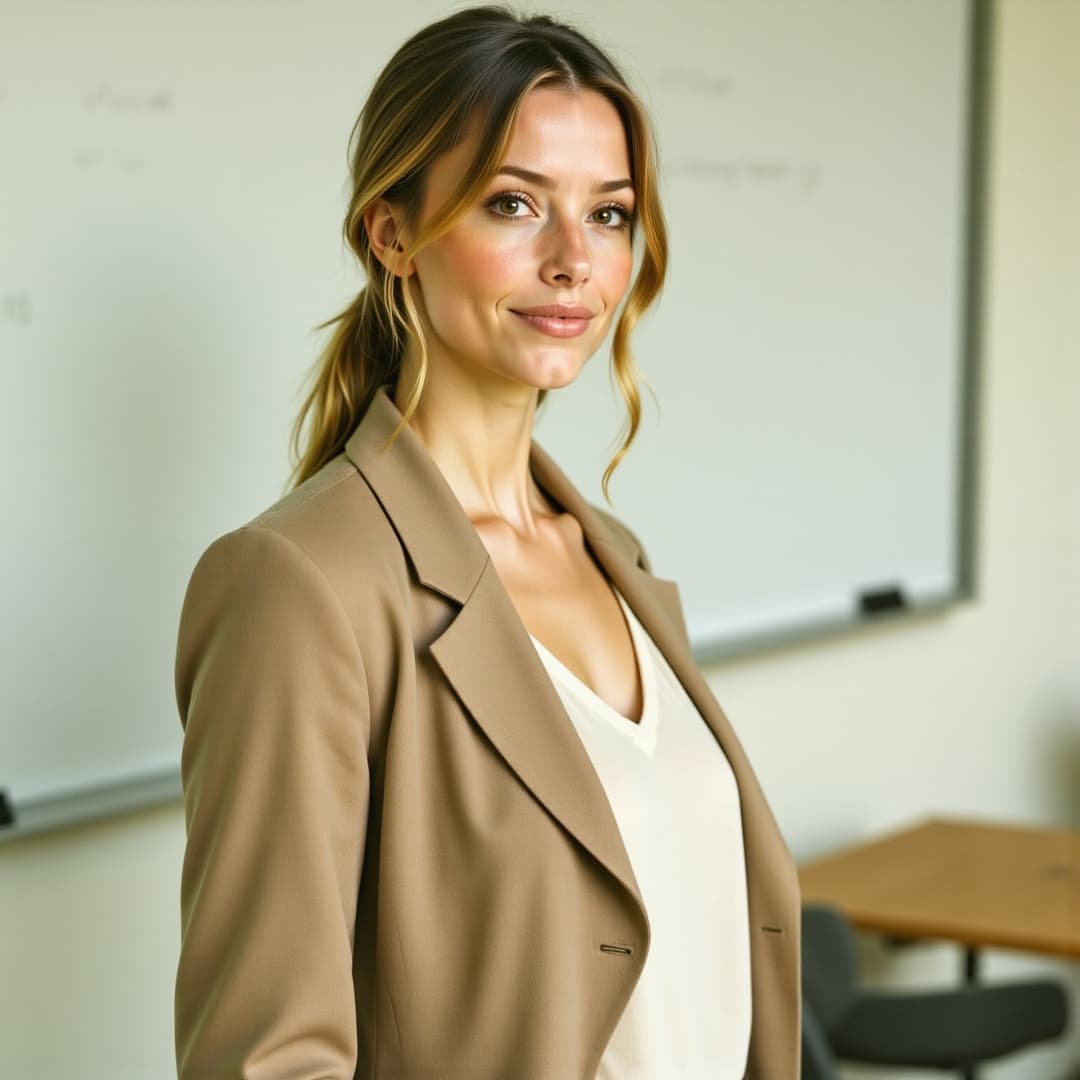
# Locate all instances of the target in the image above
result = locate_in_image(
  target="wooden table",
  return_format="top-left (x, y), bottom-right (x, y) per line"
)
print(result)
top-left (799, 816), bottom-right (1080, 969)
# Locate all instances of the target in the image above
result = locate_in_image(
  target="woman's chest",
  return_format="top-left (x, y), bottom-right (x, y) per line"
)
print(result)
top-left (480, 522), bottom-right (644, 724)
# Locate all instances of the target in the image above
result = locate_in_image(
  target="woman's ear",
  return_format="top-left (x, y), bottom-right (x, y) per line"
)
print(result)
top-left (364, 200), bottom-right (415, 277)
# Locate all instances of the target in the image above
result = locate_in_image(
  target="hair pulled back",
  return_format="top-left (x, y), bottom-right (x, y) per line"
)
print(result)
top-left (289, 4), bottom-right (667, 501)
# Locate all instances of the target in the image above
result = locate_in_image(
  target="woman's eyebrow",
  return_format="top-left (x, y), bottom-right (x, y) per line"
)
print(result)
top-left (497, 165), bottom-right (634, 195)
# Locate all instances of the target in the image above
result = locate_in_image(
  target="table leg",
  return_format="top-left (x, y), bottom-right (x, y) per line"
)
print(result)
top-left (964, 945), bottom-right (980, 984)
top-left (961, 946), bottom-right (981, 1080)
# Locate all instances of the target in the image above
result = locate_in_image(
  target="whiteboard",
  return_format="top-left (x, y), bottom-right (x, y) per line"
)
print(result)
top-left (0, 0), bottom-right (983, 833)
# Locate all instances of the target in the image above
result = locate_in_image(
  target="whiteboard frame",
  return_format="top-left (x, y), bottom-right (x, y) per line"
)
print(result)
top-left (0, 0), bottom-right (992, 842)
top-left (682, 0), bottom-right (989, 668)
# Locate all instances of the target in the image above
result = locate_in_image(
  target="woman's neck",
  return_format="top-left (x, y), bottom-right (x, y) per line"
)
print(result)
top-left (392, 367), bottom-right (559, 539)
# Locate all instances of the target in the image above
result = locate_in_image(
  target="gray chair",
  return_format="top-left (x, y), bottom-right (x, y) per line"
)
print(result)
top-left (801, 904), bottom-right (1070, 1080)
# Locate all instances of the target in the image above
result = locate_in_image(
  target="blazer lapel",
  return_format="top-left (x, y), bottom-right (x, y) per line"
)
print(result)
top-left (526, 439), bottom-right (752, 784)
top-left (346, 387), bottom-right (794, 957)
top-left (345, 390), bottom-right (803, 1071)
top-left (522, 435), bottom-right (799, 966)
top-left (426, 560), bottom-right (646, 910)
top-left (345, 387), bottom-right (647, 916)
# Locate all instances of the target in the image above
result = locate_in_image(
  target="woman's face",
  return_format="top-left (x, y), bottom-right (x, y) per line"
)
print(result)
top-left (403, 86), bottom-right (636, 396)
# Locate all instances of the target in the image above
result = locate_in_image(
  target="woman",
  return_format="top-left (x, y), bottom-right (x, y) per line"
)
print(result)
top-left (174, 6), bottom-right (800, 1078)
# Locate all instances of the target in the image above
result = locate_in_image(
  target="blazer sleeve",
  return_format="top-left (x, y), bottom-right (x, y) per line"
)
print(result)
top-left (174, 524), bottom-right (370, 1079)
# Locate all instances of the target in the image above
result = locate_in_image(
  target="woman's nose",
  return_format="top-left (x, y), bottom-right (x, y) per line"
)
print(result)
top-left (540, 220), bottom-right (591, 287)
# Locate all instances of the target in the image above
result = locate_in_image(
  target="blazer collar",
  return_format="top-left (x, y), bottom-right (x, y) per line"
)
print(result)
top-left (344, 385), bottom-right (489, 604)
top-left (344, 384), bottom-right (659, 606)
top-left (344, 386), bottom-right (796, 962)
top-left (343, 386), bottom-right (680, 905)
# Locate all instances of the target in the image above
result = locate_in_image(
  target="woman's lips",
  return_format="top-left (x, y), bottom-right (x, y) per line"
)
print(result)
top-left (510, 305), bottom-right (594, 338)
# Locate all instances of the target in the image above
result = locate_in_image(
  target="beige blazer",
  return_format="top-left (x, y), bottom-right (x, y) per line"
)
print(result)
top-left (175, 384), bottom-right (801, 1079)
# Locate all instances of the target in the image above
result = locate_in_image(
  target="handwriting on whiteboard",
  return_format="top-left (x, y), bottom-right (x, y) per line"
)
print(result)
top-left (82, 82), bottom-right (173, 113)
top-left (73, 149), bottom-right (146, 172)
top-left (69, 82), bottom-right (172, 171)
top-left (671, 157), bottom-right (821, 193)
top-left (2, 293), bottom-right (32, 329)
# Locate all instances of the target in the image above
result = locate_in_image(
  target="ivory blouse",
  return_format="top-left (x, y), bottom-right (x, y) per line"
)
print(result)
top-left (529, 586), bottom-right (752, 1079)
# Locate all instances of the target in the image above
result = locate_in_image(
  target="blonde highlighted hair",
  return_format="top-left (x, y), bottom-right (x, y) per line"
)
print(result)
top-left (289, 4), bottom-right (667, 502)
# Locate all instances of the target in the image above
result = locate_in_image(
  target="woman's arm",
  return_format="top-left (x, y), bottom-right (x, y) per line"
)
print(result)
top-left (174, 525), bottom-right (370, 1079)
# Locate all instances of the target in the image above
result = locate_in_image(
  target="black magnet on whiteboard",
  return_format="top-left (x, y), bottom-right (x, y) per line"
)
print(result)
top-left (0, 789), bottom-right (14, 827)
top-left (858, 585), bottom-right (908, 616)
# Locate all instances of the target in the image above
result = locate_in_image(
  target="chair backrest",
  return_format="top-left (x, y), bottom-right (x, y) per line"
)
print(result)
top-left (801, 904), bottom-right (860, 1034)
top-left (800, 999), bottom-right (841, 1080)
top-left (799, 902), bottom-right (1071, 1074)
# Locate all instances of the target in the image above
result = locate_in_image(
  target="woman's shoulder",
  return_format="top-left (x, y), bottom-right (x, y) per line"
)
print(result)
top-left (250, 452), bottom-right (389, 557)
top-left (186, 451), bottom-right (410, 615)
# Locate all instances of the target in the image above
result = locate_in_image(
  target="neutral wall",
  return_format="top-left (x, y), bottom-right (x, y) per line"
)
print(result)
top-left (2, 2), bottom-right (1077, 1077)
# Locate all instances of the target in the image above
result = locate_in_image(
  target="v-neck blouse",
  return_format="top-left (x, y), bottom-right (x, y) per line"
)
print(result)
top-left (528, 587), bottom-right (659, 755)
top-left (528, 587), bottom-right (752, 1079)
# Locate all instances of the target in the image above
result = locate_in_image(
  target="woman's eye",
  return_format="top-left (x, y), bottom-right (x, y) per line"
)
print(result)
top-left (592, 204), bottom-right (633, 229)
top-left (489, 195), bottom-right (530, 218)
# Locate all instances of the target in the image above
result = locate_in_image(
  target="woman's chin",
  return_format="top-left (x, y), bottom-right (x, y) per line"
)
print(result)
top-left (537, 371), bottom-right (579, 392)
top-left (527, 356), bottom-right (590, 391)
